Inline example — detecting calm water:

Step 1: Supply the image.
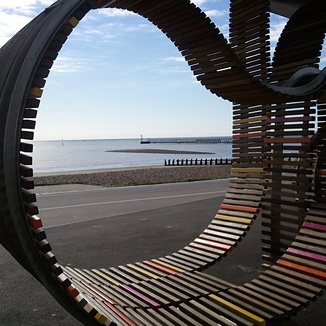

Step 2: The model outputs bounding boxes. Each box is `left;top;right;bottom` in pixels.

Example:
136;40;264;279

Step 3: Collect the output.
31;138;232;173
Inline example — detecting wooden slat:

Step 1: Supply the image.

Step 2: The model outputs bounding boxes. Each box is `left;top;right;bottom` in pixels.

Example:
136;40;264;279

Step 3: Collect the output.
208;294;266;326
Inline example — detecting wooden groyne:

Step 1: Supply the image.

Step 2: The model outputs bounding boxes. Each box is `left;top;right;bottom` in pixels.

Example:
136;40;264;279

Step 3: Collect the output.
164;158;232;166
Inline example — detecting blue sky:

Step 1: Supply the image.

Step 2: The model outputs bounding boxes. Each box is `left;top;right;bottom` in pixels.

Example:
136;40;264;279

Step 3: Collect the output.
0;1;293;140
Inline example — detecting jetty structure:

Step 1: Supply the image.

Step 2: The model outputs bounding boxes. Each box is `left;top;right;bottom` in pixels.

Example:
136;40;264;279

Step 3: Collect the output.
140;136;232;144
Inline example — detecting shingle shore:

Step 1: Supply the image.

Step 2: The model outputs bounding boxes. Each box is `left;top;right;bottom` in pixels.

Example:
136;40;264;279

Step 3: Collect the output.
33;165;231;187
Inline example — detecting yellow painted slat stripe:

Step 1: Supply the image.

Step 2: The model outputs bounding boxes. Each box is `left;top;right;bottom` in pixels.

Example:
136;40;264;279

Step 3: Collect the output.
209;294;266;326
233;116;267;125
151;259;186;273
126;263;160;279
94;312;107;324
215;214;253;225
67;16;79;27
29;87;43;98
231;168;264;173
91;269;121;286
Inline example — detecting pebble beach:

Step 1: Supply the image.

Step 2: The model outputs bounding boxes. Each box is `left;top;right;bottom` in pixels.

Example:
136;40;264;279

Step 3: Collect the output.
33;165;231;187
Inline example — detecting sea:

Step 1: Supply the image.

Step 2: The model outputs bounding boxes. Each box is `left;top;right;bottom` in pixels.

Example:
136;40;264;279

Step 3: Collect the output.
31;138;233;173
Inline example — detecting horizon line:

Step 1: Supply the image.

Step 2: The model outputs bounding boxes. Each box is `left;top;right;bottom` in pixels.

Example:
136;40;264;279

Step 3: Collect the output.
32;135;233;142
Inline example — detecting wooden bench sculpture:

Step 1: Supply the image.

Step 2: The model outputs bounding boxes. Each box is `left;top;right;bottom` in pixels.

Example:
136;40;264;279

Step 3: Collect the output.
1;0;326;325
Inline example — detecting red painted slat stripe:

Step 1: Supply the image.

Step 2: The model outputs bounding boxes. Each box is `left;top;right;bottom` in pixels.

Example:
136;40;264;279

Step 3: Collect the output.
65;285;79;298
233;132;265;139
103;301;138;326
28;215;43;229
143;260;179;275
80;281;117;305
277;259;326;280
220;204;259;213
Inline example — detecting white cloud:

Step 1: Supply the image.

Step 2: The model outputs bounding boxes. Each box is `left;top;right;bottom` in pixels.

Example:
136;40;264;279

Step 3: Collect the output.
97;8;136;17
154;66;190;76
153;57;190;76
0;0;52;15
163;57;185;62
191;0;209;6
204;9;226;17
270;46;276;58
270;20;287;42
73;22;155;44
0;12;32;46
123;23;154;33
0;1;54;46
72;28;117;44
50;57;90;73
83;29;106;36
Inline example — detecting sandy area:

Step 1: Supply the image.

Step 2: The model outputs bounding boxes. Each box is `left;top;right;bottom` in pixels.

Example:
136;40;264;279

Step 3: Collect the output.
33;165;231;187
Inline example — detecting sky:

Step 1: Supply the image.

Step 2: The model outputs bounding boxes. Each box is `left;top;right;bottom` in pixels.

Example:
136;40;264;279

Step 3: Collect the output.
0;0;297;140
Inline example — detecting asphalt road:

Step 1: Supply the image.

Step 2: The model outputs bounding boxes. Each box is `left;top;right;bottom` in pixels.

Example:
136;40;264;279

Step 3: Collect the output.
1;179;325;326
36;179;229;228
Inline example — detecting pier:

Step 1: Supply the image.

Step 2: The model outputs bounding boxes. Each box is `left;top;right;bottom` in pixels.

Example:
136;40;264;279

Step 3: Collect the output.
140;137;232;144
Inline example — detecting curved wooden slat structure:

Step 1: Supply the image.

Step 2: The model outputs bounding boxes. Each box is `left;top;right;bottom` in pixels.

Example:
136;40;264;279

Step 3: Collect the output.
0;0;326;325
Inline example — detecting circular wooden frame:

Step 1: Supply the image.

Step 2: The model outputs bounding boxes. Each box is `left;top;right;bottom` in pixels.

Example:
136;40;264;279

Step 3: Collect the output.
1;1;326;325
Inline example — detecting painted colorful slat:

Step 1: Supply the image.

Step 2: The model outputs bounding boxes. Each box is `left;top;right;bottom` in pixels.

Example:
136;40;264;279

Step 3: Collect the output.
277;259;326;280
65;285;79;299
153;259;187;273
208;294;266;326
120;284;162;309
80;281;117;305
102;301;138;326
287;248;326;264
27;215;43;229
233;116;268;124
270;264;325;291
303;222;326;232
233;132;266;139
94;312;107;325
143;260;180;275
29;87;43;98
91;269;121;286
67;16;79;28
194;237;233;252
126;264;160;280
159;256;196;272
215;214;254;225
220;204;260;214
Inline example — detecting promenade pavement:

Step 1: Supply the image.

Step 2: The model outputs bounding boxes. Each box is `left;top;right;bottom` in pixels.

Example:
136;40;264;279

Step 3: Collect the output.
0;183;325;326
